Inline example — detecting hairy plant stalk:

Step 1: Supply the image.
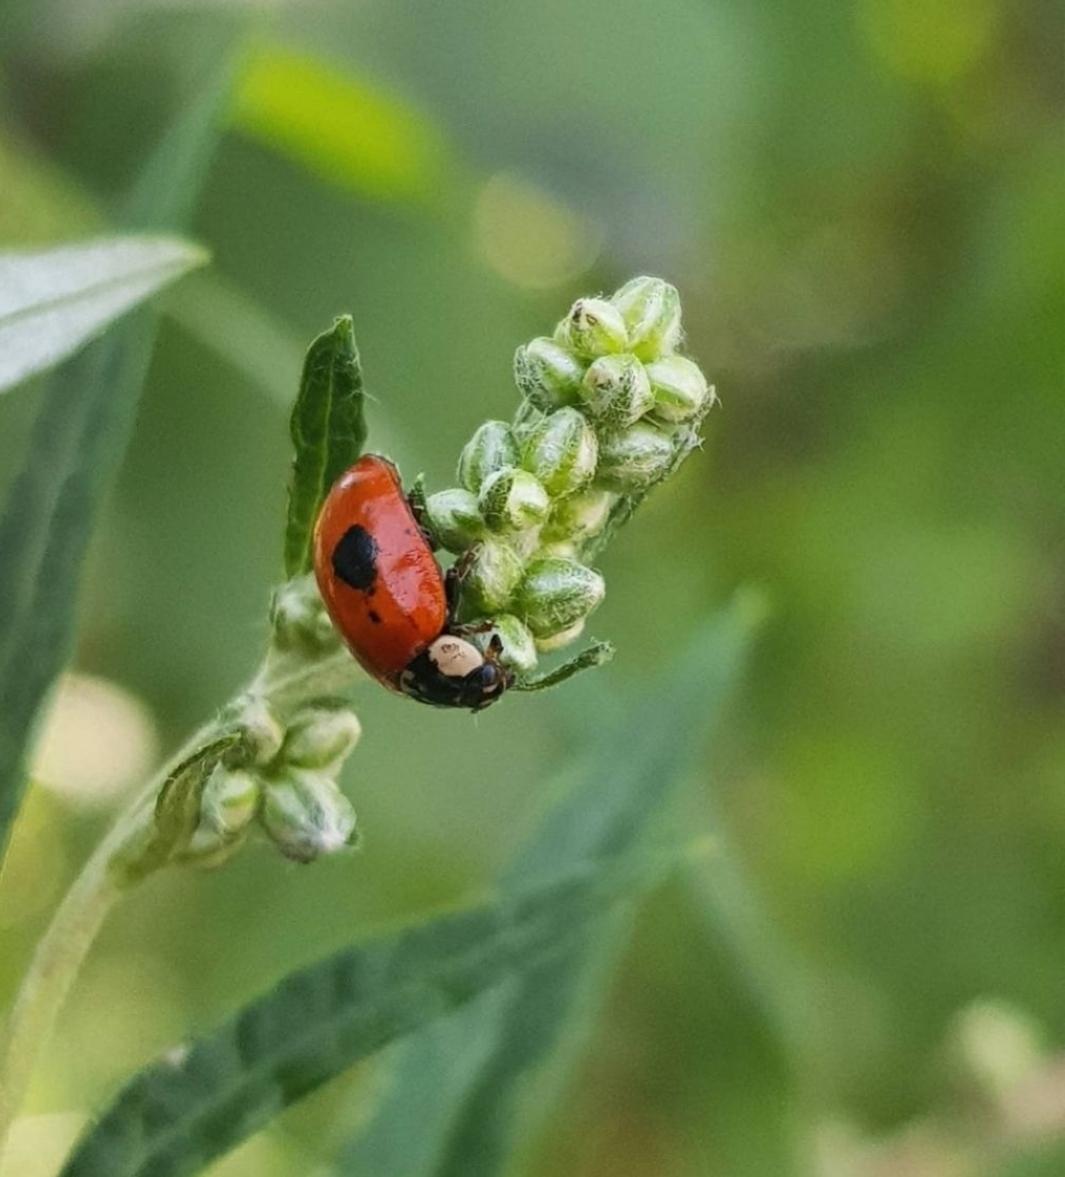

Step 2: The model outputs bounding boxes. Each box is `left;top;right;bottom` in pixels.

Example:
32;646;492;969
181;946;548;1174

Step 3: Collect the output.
0;633;360;1168
0;720;216;1169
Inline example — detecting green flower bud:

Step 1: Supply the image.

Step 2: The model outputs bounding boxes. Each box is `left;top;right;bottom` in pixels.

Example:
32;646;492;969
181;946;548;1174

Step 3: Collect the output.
233;697;284;767
281;704;362;773
458;421;519;493
554;297;628;359
580;354;653;429
424;488;485;553
517;556;605;639
595;420;675;492
520;407;599;497
272;574;342;653
478;467;551;533
200;765;260;837
178;828;248;869
261;770;357;863
537;539;579;559
611;276;682;360
459;536;525;616
471;614;539;674
645;355;712;423
513;337;584;410
176;766;261;868
534;618;586;653
541;487;615;544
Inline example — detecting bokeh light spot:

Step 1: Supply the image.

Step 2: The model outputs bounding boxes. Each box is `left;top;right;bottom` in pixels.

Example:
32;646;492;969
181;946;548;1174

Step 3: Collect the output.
473;171;602;290
1;1113;87;1177
31;673;159;809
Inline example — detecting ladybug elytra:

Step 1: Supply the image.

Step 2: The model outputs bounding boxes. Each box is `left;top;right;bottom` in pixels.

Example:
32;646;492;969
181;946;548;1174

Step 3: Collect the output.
313;455;511;710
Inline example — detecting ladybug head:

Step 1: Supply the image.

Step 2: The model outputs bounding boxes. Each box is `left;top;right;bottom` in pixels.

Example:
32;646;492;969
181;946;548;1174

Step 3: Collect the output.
399;634;512;711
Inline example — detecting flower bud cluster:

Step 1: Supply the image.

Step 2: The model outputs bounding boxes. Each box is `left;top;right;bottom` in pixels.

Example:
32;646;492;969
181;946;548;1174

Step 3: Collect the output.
423;277;713;675
178;698;361;867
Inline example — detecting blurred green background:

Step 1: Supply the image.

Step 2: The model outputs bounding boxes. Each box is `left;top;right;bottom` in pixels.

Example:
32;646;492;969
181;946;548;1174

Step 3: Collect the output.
0;1;1062;1174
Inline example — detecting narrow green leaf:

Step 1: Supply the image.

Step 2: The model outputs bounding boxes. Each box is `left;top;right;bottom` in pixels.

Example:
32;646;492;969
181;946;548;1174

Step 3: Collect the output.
512;640;614;692
108;735;240;885
232;45;450;204
284;315;367;577
0;236;207;395
340;595;761;1177
58;857;666;1177
0;43;238;864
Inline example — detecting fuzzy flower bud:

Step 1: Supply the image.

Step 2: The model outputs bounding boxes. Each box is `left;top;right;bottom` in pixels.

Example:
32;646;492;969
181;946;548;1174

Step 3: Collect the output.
271;574;342;653
281;704;362;774
517;556;605;639
513;337;584;410
645;355;712;422
541;486;615;545
478;467;551;533
611;276;682;360
459;536;525;615
580;354;654;429
201;766;260;836
595;420;675;491
176;766;261;868
261;770;357;863
424;488;485;553
233;697;285;767
537;539;579;559
534;618;586;653
554;297;628;359
458;420;519;493
520;407;599;498
471;614;539;674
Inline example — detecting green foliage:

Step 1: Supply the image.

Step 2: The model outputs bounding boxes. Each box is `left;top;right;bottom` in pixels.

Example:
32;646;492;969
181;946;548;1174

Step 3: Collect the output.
284;315;367;577
0;49;236;863
0;236;207;395
58;856;671;1177
511;639;614;692
340;600;756;1175
231;45;451;204
109;735;240;884
1;3;1061;1174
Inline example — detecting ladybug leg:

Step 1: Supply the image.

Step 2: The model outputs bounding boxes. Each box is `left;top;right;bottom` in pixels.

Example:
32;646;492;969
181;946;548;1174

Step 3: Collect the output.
451;618;495;639
444;565;461;614
444;546;480;618
405;475;439;550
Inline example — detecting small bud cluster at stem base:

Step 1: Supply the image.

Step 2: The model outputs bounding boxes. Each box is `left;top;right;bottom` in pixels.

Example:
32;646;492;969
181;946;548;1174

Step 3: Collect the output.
424;276;714;677
176;695;362;868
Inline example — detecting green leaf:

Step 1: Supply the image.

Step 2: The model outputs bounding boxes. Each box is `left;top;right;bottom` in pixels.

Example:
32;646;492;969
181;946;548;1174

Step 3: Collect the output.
231;45;451;204
0;235;207;395
0;43;238;864
340;595;761;1177
108;735;240;885
512;639;615;692
0;125;102;245
57;856;666;1177
284;315;367;577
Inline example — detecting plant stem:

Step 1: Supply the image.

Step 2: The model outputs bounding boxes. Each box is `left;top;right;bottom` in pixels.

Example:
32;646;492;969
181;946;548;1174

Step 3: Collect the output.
0;718;219;1171
0;639;358;1169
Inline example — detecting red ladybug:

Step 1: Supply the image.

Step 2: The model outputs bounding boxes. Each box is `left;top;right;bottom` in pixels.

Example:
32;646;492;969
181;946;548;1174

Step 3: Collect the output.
313;454;510;710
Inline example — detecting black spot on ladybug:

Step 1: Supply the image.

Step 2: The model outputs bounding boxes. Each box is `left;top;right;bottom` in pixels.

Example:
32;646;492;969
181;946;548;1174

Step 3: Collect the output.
333;525;378;592
368;609;382;625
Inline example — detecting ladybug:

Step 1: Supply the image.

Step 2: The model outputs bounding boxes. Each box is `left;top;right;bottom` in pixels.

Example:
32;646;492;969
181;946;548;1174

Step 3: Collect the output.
313;454;511;710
